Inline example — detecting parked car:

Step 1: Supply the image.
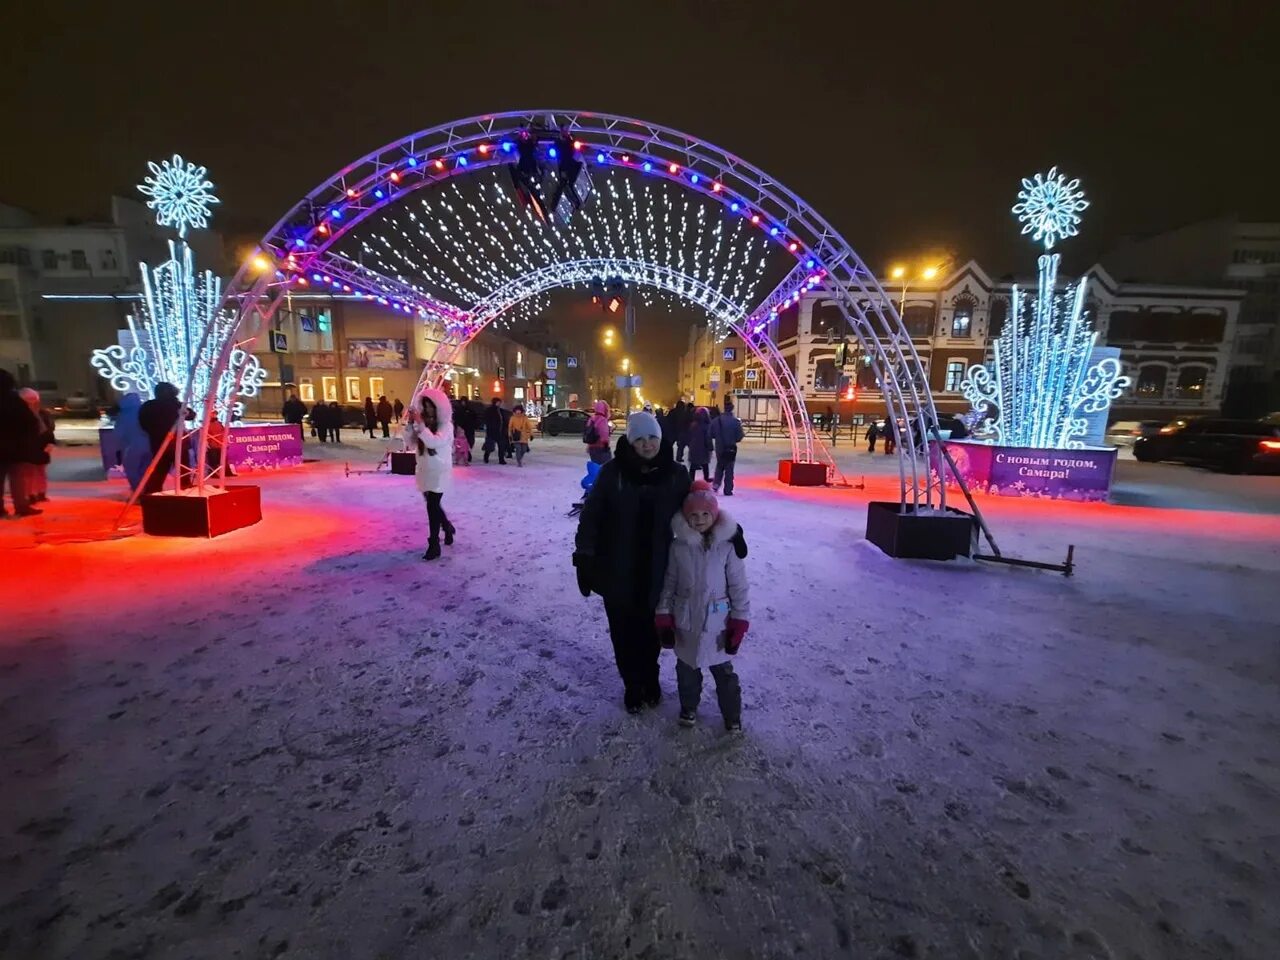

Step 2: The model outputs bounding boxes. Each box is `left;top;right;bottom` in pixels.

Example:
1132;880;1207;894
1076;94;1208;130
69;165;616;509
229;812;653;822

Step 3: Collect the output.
538;407;590;436
1132;418;1280;474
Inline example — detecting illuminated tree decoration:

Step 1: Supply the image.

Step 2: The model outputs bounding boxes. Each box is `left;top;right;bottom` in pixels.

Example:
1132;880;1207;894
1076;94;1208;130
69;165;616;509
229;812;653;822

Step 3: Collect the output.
962;169;1127;448
92;156;264;419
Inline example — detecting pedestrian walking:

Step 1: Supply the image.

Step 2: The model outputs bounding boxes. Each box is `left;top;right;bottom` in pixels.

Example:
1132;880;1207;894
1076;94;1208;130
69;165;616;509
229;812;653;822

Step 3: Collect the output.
363;397;378;438
455;400;476;462
1;370;44;517
584;400;613;465
393;396;405;424
883;419;897;456
482;397;507;464
686;406;713;483
377;396;394;438
709;398;745;496
508;404;533;467
866;420;879;453
654;480;750;731
328;401;344;443
282;392;307;442
671;400;690;464
310;402;329;443
18;389;55;505
404;388;456;561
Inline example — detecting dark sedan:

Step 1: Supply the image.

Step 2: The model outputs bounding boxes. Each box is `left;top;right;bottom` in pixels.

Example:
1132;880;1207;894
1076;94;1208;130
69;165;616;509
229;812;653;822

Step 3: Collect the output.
1133;418;1280;474
538;408;590;436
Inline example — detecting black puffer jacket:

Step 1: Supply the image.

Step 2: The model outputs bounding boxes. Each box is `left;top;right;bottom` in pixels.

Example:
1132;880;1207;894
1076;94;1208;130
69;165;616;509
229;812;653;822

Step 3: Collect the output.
574;436;691;610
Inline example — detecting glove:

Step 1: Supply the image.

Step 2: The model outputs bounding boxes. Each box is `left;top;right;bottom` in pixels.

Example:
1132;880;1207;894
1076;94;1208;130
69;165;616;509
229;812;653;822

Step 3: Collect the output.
655;613;676;649
723;618;749;655
731;524;748;559
573;555;593;597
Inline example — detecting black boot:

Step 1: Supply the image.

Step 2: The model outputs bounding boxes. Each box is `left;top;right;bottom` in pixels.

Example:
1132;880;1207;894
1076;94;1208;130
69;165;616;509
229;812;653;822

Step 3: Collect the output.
423;539;441;561
443;521;455;546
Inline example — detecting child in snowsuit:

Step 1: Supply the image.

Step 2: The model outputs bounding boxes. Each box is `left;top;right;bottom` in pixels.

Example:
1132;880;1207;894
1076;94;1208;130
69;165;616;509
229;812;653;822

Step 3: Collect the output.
453;424;470;466
655;480;750;731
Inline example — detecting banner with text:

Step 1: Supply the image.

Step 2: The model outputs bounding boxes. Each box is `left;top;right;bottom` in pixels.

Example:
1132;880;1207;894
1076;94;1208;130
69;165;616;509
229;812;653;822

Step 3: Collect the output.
931;440;1117;502
227;424;305;470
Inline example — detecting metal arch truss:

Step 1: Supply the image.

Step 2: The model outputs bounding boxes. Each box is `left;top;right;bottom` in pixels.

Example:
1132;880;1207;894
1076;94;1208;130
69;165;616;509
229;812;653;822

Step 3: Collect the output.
210;109;947;509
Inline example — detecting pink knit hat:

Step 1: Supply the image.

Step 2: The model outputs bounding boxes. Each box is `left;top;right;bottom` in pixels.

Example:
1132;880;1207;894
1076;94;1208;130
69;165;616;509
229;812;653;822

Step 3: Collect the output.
682;479;719;522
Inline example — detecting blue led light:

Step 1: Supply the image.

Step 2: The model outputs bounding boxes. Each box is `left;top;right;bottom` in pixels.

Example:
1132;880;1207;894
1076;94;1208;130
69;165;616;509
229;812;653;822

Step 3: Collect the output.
312;273;322;282
374;190;384;199
730;202;740;212
642;162;652;172
407;157;418;167
770;226;779;236
548;147;558;159
501;141;514;153
690;174;700;184
806;259;815;269
596;152;606;164
295;239;306;248
330;209;342;219
457;155;468;166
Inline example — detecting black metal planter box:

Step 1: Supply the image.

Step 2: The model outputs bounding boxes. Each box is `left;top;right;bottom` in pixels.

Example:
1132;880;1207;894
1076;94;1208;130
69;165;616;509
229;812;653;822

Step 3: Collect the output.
865;500;975;561
141;485;262;538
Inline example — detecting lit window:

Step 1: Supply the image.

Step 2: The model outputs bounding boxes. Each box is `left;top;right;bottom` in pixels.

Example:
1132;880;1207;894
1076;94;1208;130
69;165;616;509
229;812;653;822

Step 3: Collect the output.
945;361;966;392
299;377;315;402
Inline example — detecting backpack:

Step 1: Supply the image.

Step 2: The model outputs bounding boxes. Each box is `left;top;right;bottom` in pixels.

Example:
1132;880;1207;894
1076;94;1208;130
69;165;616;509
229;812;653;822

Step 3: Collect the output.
583;419;599;445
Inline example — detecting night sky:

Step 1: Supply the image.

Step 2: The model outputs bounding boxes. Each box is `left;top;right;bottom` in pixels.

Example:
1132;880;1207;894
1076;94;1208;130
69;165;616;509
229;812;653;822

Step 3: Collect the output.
4;0;1276;393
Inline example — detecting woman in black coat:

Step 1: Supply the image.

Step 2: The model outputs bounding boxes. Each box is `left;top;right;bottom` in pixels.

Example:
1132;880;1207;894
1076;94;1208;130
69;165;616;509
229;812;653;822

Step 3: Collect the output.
310;402;329;443
363;398;377;437
574;430;690;713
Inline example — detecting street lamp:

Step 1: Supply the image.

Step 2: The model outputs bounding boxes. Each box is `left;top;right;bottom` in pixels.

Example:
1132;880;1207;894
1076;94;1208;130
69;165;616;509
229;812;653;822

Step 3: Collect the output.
888;261;947;319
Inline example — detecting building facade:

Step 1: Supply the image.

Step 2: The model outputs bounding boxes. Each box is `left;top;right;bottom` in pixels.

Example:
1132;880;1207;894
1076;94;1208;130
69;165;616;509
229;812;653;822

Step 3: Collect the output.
245;296;546;418
694;260;1241;425
1103;218;1280;415
0;198;223;401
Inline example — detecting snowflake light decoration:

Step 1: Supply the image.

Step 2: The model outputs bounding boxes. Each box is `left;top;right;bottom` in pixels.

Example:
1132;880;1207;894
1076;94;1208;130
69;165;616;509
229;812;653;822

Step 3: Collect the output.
138;154;219;237
1011;166;1088;251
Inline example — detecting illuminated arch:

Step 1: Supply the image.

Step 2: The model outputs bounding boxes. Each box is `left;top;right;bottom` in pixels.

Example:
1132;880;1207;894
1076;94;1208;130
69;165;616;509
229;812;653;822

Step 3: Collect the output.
202;110;945;508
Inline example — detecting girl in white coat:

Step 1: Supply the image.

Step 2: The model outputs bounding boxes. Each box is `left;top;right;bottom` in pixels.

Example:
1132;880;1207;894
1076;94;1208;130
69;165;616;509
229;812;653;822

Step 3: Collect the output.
655;480;750;730
403;388;455;560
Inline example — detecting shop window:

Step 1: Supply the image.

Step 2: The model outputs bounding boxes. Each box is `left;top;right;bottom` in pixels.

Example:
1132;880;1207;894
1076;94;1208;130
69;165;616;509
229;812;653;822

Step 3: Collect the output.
812;357;838;391
71;250;88;271
41;249;57;270
322;376;338;402
299;377;315;403
369;376;385;398
345;376;361;402
1135;365;1167;397
101;248;118;271
1175;366;1207;400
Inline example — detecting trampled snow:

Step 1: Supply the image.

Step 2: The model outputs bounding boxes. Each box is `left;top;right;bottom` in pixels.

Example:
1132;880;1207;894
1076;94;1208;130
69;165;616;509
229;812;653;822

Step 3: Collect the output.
2;435;1277;959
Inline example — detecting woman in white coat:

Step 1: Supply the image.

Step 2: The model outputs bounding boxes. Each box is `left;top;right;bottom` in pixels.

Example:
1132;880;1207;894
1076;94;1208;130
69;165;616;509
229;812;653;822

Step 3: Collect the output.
403;388;455;560
655;480;750;730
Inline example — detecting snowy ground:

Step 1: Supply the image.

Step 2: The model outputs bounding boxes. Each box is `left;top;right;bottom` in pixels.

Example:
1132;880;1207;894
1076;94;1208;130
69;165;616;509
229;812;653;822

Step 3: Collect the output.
2;434;1278;959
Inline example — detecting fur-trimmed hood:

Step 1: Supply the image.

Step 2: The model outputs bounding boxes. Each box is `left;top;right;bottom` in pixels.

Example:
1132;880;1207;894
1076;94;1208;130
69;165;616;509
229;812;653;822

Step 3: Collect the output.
670;508;737;546
416;387;453;430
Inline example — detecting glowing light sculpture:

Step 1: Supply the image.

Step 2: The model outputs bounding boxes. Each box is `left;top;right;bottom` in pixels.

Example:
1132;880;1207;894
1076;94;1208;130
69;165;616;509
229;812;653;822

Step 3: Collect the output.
91;156;265;421
962;168;1128;448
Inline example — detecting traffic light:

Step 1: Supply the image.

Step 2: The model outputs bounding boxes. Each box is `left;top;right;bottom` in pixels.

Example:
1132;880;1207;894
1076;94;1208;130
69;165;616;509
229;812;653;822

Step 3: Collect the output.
838;374;856;402
509;129;549;223
605;278;626;313
834;339;850;367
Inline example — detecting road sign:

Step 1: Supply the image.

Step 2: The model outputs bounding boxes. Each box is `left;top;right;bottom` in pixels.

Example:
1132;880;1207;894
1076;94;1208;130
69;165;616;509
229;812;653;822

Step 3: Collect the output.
566;356;578;368
709;365;721;383
545;357;558;369
614;374;642;389
745;368;759;382
270;331;288;352
723;347;737;361
546;368;557;380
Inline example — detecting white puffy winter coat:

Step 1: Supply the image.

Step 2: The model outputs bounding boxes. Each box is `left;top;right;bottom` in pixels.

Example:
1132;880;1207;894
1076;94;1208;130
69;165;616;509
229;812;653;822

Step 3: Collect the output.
403;388;454;494
656;510;750;669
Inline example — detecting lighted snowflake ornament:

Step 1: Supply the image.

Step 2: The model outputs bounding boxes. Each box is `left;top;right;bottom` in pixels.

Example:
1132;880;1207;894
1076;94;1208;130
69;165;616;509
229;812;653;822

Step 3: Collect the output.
1012;166;1088;250
138;155;219;237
